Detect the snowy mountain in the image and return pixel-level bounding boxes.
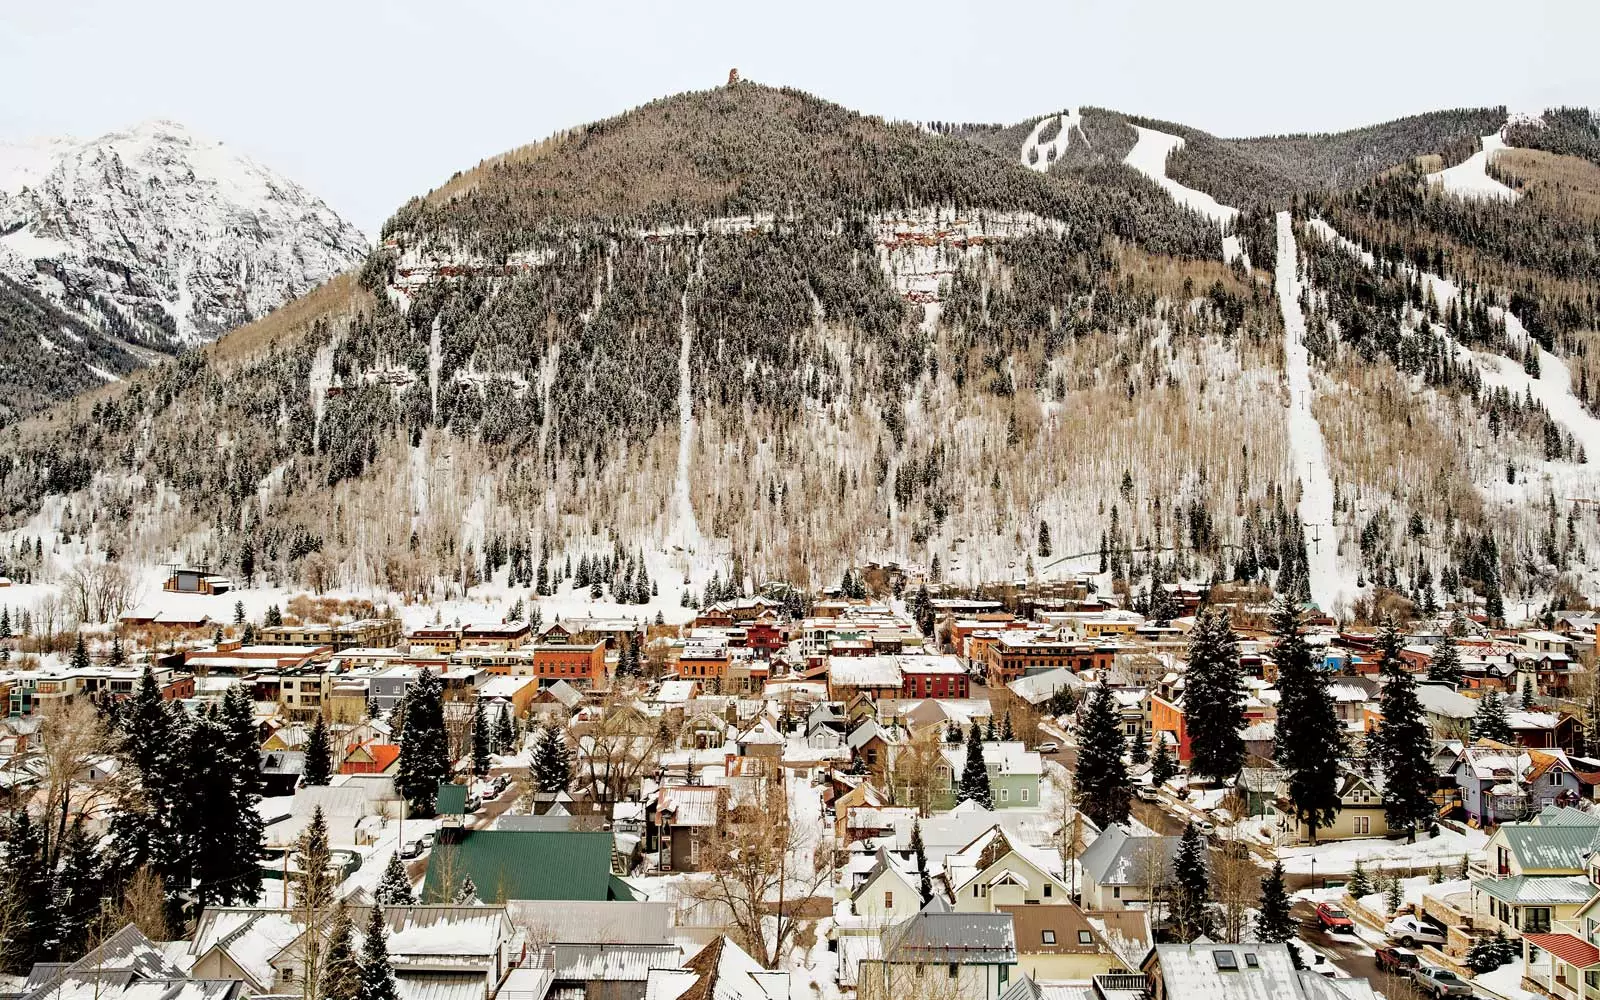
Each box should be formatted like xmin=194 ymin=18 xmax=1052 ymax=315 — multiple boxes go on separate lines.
xmin=6 ymin=84 xmax=1598 ymax=623
xmin=0 ymin=119 xmax=367 ymax=417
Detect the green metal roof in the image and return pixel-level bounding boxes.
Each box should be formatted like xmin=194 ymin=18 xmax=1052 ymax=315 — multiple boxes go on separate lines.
xmin=1499 ymin=825 xmax=1600 ymax=872
xmin=422 ymin=830 xmax=631 ymax=903
xmin=435 ymin=782 xmax=468 ymax=816
xmin=1475 ymin=875 xmax=1598 ymax=906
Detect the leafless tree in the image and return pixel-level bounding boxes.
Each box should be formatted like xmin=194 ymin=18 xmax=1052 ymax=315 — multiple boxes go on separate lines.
xmin=683 ymin=773 xmax=831 ymax=968
xmin=119 ymin=865 xmax=170 ymax=941
xmin=578 ymin=684 xmax=672 ymax=805
xmin=1211 ymin=844 xmax=1257 ymax=943
xmin=37 ymin=700 xmax=109 ymax=868
xmin=889 ymin=727 xmax=948 ymax=816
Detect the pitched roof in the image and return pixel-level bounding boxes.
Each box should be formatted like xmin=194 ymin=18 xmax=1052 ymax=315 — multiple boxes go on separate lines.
xmin=1079 ymin=825 xmax=1180 ymax=887
xmin=422 ymin=831 xmax=628 ymax=902
xmin=1475 ymin=875 xmax=1598 ymax=906
xmin=1147 ymin=943 xmax=1308 ymax=1000
xmin=1527 ymin=933 xmax=1600 ymax=969
xmin=880 ymin=904 xmax=1016 ymax=964
xmin=1497 ymin=824 xmax=1600 ymax=871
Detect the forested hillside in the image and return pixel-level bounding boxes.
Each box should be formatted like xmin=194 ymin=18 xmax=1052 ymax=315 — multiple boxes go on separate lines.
xmin=5 ymin=84 xmax=1599 ymax=617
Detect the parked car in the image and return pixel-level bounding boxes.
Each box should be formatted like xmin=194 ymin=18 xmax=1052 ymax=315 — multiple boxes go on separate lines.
xmin=400 ymin=839 xmax=423 ymax=860
xmin=1375 ymin=946 xmax=1419 ymax=974
xmin=420 ymin=831 xmax=437 ymax=849
xmin=1193 ymin=819 xmax=1215 ymax=835
xmin=1315 ymin=902 xmax=1355 ymax=931
xmin=492 ymin=774 xmax=512 ymax=794
xmin=1413 ymin=966 xmax=1472 ymax=998
xmin=1387 ymin=915 xmax=1448 ymax=948
xmin=1135 ymin=786 xmax=1160 ymax=802
xmin=1037 ymin=742 xmax=1060 ymax=754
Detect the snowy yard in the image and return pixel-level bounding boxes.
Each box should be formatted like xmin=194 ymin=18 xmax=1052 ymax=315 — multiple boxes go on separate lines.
xmin=1277 ymin=827 xmax=1486 ymax=876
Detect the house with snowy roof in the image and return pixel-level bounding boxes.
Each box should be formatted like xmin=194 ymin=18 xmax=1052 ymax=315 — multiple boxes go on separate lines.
xmin=1078 ymin=825 xmax=1180 ymax=911
xmin=856 ymin=899 xmax=1018 ymax=1000
xmin=1454 ymin=743 xmax=1586 ymax=825
xmin=851 ymin=846 xmax=929 ymax=920
xmin=1142 ymin=942 xmax=1375 ymax=1000
xmin=938 ymin=741 xmax=1044 ymax=809
xmin=1271 ymin=764 xmax=1389 ymax=843
xmin=945 ymin=825 xmax=1072 ymax=912
xmin=643 ymin=936 xmax=788 ymax=1000
xmin=19 ymin=923 xmax=211 ymax=1000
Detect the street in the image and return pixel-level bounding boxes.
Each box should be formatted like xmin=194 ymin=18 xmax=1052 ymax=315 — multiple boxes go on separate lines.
xmin=1293 ymin=899 xmax=1423 ymax=1000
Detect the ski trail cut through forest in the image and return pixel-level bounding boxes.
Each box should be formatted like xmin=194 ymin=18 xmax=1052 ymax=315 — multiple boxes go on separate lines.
xmin=1124 ymin=125 xmax=1245 ymax=266
xmin=1019 ymin=109 xmax=1082 ymax=173
xmin=1426 ymin=132 xmax=1519 ymax=202
xmin=1276 ymin=211 xmax=1349 ymax=613
xmin=675 ymin=248 xmax=704 ymax=556
xmin=1307 ymin=217 xmax=1600 ymax=468
xmin=428 ymin=312 xmax=442 ymax=423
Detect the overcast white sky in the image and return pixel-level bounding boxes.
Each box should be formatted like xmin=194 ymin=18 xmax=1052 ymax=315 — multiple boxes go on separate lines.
xmin=2 ymin=0 xmax=1594 ymax=236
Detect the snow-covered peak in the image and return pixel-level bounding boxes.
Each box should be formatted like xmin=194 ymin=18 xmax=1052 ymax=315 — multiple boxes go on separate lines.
xmin=0 ymin=117 xmax=369 ymax=346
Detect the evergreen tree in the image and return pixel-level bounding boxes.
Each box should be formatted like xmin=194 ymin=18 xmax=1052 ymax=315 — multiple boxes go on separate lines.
xmin=1429 ymin=627 xmax=1463 ymax=684
xmin=1521 ymin=674 xmax=1537 ymax=708
xmin=1473 ymin=689 xmax=1515 ymax=743
xmin=1130 ymin=727 xmax=1149 ymax=765
xmin=911 ymin=820 xmax=932 ymax=905
xmin=1347 ymin=858 xmax=1372 ymax=898
xmin=1170 ymin=823 xmax=1212 ymax=941
xmin=1255 ymin=861 xmax=1295 ymax=944
xmin=455 ymin=874 xmax=480 ymax=905
xmin=1150 ymin=736 xmax=1176 ymax=786
xmin=532 ymin=724 xmax=572 ymax=793
xmin=0 ymin=811 xmax=55 ymax=972
xmin=396 ymin=669 xmax=451 ymax=817
xmin=1000 ymin=710 xmax=1015 ymax=742
xmin=1075 ymin=682 xmax=1130 ymax=828
xmin=1385 ymin=875 xmax=1404 ymax=914
xmin=70 ymin=630 xmax=89 ymax=671
xmin=106 ymin=665 xmax=179 ymax=889
xmin=493 ymin=709 xmax=515 ymax=757
xmin=293 ymin=806 xmax=336 ymax=913
xmin=959 ymin=724 xmax=993 ymax=809
xmin=357 ymin=905 xmax=399 ymax=1000
xmin=54 ymin=819 xmax=105 ymax=959
xmin=233 ymin=600 xmax=246 ymax=625
xmin=375 ymin=853 xmax=415 ymax=905
xmin=1272 ymin=597 xmax=1344 ymax=843
xmin=1374 ymin=615 xmax=1435 ymax=841
xmin=470 ymin=701 xmax=491 ymax=778
xmin=265 ymin=605 xmax=283 ymax=628
xmin=1185 ymin=607 xmax=1246 ymax=782
xmin=107 ymin=633 xmax=125 ymax=668
xmin=304 ymin=712 xmax=333 ymax=786
xmin=1037 ymin=520 xmax=1052 ymax=558
xmin=321 ymin=908 xmax=361 ymax=1000
xmin=985 ymin=715 xmax=998 ymax=742
xmin=216 ymin=683 xmax=265 ymax=906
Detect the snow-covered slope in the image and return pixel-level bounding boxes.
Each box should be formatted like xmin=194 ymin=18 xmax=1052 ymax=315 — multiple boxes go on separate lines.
xmin=1020 ymin=110 xmax=1082 ymax=172
xmin=1123 ymin=125 xmax=1245 ymax=264
xmin=1276 ymin=212 xmax=1357 ymax=613
xmin=1426 ymin=132 xmax=1519 ymax=201
xmin=0 ymin=119 xmax=368 ymax=352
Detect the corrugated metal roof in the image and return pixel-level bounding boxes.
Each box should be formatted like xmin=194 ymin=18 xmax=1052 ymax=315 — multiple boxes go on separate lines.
xmin=1475 ymin=875 xmax=1598 ymax=905
xmin=551 ymin=943 xmax=683 ymax=982
xmin=882 ymin=909 xmax=1016 ymax=963
xmin=393 ymin=972 xmax=491 ymax=1000
xmin=1499 ymin=825 xmax=1600 ymax=870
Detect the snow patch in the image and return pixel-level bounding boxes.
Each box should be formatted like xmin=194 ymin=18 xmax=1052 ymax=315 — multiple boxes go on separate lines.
xmin=1019 ymin=110 xmax=1082 ymax=173
xmin=1427 ymin=133 xmax=1519 ymax=202
xmin=1123 ymin=125 xmax=1243 ymax=265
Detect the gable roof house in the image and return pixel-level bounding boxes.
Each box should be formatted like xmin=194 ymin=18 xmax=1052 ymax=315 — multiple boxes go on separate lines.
xmin=997 ymin=903 xmax=1133 ymax=983
xmin=421 ymin=831 xmax=634 ymax=902
xmin=1143 ymin=943 xmax=1374 ymax=1000
xmin=641 ymin=936 xmax=788 ymax=1000
xmin=1273 ymin=765 xmax=1388 ymax=844
xmin=1078 ymin=825 xmax=1180 ymax=911
xmin=938 ymin=741 xmax=1044 ymax=810
xmin=946 ymin=825 xmax=1073 ymax=913
xmin=851 ymin=847 xmax=928 ymax=921
xmin=856 ymin=901 xmax=1018 ymax=1000
xmin=19 ymin=924 xmax=212 ymax=1000
xmin=1474 ymin=810 xmax=1600 ymax=935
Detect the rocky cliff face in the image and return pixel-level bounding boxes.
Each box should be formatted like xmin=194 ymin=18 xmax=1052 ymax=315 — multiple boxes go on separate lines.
xmin=0 ymin=119 xmax=367 ymax=379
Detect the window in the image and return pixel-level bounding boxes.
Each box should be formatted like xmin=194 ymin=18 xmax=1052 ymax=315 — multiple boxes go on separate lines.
xmin=1113 ymin=887 xmax=1121 ymax=899
xmin=948 ymin=965 xmax=959 ymax=979
xmin=1043 ymin=884 xmax=1052 ymax=898
xmin=1043 ymin=930 xmax=1057 ymax=945
xmin=1353 ymin=816 xmax=1370 ymax=835
xmin=1021 ymin=788 xmax=1030 ymax=803
xmin=1000 ymin=788 xmax=1009 ymax=803
xmin=884 ymin=892 xmax=894 ymax=909
xmin=1213 ymin=951 xmax=1238 ymax=971
xmin=1078 ymin=931 xmax=1094 ymax=944
xmin=1244 ymin=954 xmax=1259 ymax=969
xmin=1527 ymin=907 xmax=1553 ymax=933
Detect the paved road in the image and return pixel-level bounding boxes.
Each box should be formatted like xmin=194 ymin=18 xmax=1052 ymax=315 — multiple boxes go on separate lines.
xmin=1293 ymin=899 xmax=1424 ymax=999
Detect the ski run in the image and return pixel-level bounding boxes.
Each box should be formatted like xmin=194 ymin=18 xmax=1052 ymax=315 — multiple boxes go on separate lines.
xmin=1122 ymin=124 xmax=1245 ymax=265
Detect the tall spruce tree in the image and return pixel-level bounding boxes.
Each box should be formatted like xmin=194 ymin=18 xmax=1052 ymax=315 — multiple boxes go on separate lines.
xmin=1429 ymin=627 xmax=1463 ymax=685
xmin=53 ymin=819 xmax=105 ymax=959
xmin=532 ymin=724 xmax=572 ymax=793
xmin=321 ymin=908 xmax=361 ymax=1000
xmin=396 ymin=669 xmax=451 ymax=817
xmin=0 ymin=811 xmax=55 ymax=973
xmin=1474 ymin=689 xmax=1515 ymax=743
xmin=1271 ymin=597 xmax=1343 ymax=843
xmin=493 ymin=709 xmax=516 ymax=756
xmin=1374 ymin=615 xmax=1435 ymax=842
xmin=304 ymin=713 xmax=333 ymax=786
xmin=911 ymin=819 xmax=932 ymax=905
xmin=959 ymin=724 xmax=994 ymax=809
xmin=1150 ymin=736 xmax=1176 ymax=786
xmin=1170 ymin=823 xmax=1213 ymax=941
xmin=217 ymin=684 xmax=265 ymax=905
xmin=357 ymin=905 xmax=399 ymax=1000
xmin=470 ymin=702 xmax=491 ymax=778
xmin=1184 ymin=608 xmax=1246 ymax=782
xmin=1075 ymin=682 xmax=1130 ymax=828
xmin=1255 ymin=861 xmax=1295 ymax=944
xmin=375 ymin=853 xmax=415 ymax=905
